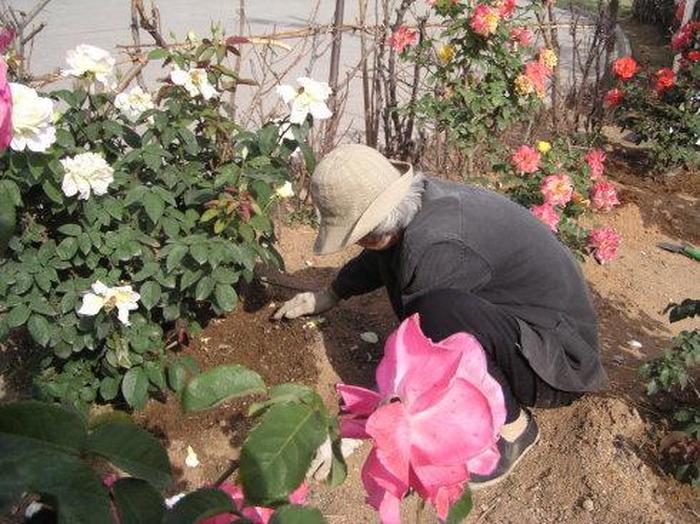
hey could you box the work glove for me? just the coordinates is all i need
[306,436,364,481]
[273,288,339,320]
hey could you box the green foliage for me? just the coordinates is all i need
[609,61,700,171]
[445,486,473,524]
[0,34,312,411]
[640,329,700,395]
[163,488,236,524]
[0,401,170,523]
[410,1,544,156]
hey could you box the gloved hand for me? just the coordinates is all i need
[306,436,364,481]
[273,288,339,320]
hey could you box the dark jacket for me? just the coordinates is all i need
[331,177,607,392]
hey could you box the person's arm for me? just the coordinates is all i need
[401,240,492,298]
[331,249,384,300]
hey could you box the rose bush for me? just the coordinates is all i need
[495,139,622,263]
[406,0,551,162]
[0,35,321,412]
[606,43,700,170]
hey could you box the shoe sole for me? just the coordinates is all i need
[469,427,541,491]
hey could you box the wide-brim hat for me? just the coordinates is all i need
[311,144,414,255]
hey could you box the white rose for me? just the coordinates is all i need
[60,152,115,200]
[114,85,155,121]
[63,44,117,90]
[275,181,294,199]
[77,280,140,326]
[276,77,333,125]
[9,83,57,153]
[170,66,218,100]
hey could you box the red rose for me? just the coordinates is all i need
[653,67,675,95]
[612,56,638,80]
[604,88,624,108]
[687,50,700,62]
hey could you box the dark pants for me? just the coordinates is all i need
[404,288,581,423]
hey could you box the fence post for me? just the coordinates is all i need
[324,0,346,152]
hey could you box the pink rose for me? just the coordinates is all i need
[510,26,533,47]
[511,145,541,174]
[0,58,12,152]
[389,26,418,53]
[470,4,500,37]
[588,227,621,264]
[530,203,560,232]
[337,315,506,523]
[202,483,309,524]
[585,148,606,180]
[540,173,574,207]
[590,181,620,212]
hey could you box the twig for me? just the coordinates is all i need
[213,459,240,487]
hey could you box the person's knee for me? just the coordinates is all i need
[404,288,481,341]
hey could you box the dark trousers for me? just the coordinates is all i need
[404,288,581,423]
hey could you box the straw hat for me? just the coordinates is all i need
[311,144,414,255]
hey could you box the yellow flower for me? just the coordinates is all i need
[437,44,456,64]
[536,141,552,154]
[539,48,558,70]
[514,74,534,97]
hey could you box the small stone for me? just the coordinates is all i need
[360,331,379,344]
[185,445,200,468]
[305,260,313,267]
[612,354,625,365]
[582,498,594,512]
[628,340,643,349]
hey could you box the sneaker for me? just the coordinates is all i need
[469,409,540,490]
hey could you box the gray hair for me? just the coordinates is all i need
[369,174,425,237]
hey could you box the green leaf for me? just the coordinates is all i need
[189,243,208,265]
[27,315,51,347]
[112,478,165,524]
[87,421,171,489]
[57,237,79,260]
[139,281,162,311]
[163,488,236,524]
[121,367,149,410]
[328,437,348,488]
[167,362,187,394]
[0,188,15,255]
[58,224,82,236]
[195,276,215,301]
[143,191,165,224]
[214,284,238,312]
[182,364,266,412]
[144,361,167,390]
[166,244,188,273]
[179,269,203,291]
[444,485,473,524]
[269,505,327,524]
[240,403,327,505]
[42,179,64,204]
[178,128,200,155]
[6,303,31,328]
[99,377,120,401]
[0,400,87,452]
[0,433,112,524]
[148,48,168,60]
[133,262,159,282]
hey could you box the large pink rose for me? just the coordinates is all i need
[588,227,621,264]
[337,315,506,524]
[511,144,541,174]
[0,58,12,152]
[530,203,560,232]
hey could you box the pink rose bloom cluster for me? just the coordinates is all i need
[511,144,541,174]
[337,315,506,524]
[390,26,418,53]
[588,226,621,264]
[510,26,533,47]
[202,482,309,524]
